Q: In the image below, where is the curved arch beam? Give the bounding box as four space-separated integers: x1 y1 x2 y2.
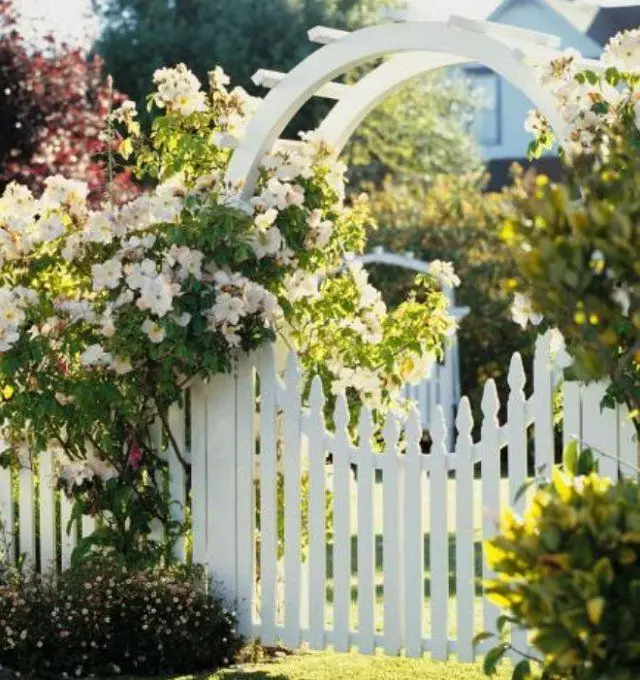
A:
226 22 565 195
318 53 469 154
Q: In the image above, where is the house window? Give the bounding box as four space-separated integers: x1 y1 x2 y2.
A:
473 71 501 146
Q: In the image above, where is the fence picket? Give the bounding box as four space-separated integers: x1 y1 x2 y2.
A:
39 449 57 570
308 376 327 650
356 406 376 654
583 382 618 480
383 411 402 655
168 401 187 562
0 464 13 563
507 354 528 654
149 418 165 545
18 453 35 565
562 381 582 455
481 379 500 636
618 405 637 479
60 489 76 569
257 346 278 644
403 407 423 658
190 378 208 565
455 397 475 662
534 332 555 476
430 407 449 661
508 354 528 514
283 353 303 648
236 356 256 637
332 393 352 652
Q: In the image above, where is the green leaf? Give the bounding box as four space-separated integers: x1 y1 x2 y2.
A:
473 631 496 647
512 659 531 680
563 440 579 476
483 643 509 676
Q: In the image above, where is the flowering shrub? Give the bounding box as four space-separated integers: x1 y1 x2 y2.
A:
0 561 242 678
0 63 454 563
479 444 640 680
502 30 640 431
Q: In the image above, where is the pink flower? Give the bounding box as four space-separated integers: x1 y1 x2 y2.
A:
127 444 143 470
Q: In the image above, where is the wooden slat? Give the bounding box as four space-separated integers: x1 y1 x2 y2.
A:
307 376 327 650
39 449 57 570
582 382 618 480
507 354 528 654
533 332 555 477
403 407 423 657
332 393 351 652
190 378 208 565
455 397 475 662
383 411 401 655
283 353 303 648
236 356 256 637
18 453 35 566
430 407 449 660
562 381 582 456
481 379 501 636
168 401 187 562
357 406 376 654
257 347 278 644
618 405 638 479
0 463 14 564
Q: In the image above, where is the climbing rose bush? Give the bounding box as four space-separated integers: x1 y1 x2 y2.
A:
0 64 454 564
503 29 640 429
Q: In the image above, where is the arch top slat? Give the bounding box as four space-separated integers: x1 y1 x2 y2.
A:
226 20 567 195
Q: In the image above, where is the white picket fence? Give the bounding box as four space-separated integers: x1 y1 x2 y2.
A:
0 331 637 660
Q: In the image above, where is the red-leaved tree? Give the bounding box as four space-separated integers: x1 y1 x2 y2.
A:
0 0 137 203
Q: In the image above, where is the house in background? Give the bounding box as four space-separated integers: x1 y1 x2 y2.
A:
468 0 640 188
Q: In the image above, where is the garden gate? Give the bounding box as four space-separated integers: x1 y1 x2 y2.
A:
355 246 470 446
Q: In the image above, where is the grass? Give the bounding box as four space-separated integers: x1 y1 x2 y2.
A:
130 651 514 679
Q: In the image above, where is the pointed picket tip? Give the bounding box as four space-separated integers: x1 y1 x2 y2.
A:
357 404 374 441
430 405 447 453
456 396 474 436
481 378 500 416
285 350 300 377
309 375 326 410
535 330 551 362
508 352 526 392
383 409 400 447
405 405 422 447
334 392 350 431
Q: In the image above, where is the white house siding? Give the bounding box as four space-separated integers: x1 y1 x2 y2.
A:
467 0 603 162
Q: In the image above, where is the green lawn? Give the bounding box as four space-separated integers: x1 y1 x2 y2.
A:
134 651 512 679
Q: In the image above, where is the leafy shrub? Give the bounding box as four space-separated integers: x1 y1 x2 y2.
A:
507 39 639 433
0 561 242 678
481 445 640 680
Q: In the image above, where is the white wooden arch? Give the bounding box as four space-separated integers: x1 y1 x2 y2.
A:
226 17 567 193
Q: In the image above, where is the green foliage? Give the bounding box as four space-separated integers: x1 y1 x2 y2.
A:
0 560 242 678
92 0 400 132
480 445 640 680
343 71 483 186
365 173 536 420
513 53 640 433
501 165 640 430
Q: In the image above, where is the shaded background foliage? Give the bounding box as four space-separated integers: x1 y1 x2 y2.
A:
365 172 535 418
0 0 136 202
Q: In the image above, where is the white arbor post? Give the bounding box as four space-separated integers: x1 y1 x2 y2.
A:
191 356 256 637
